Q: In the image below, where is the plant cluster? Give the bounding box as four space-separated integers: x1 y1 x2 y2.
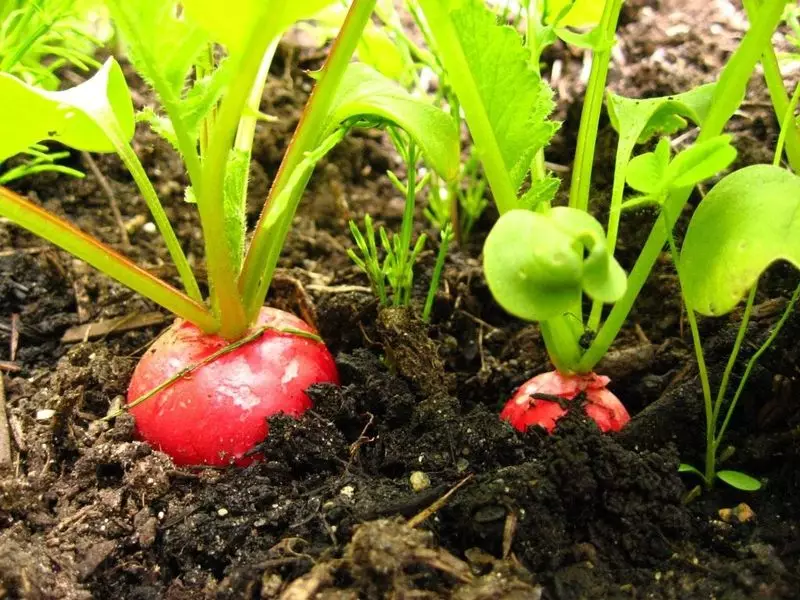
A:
0 0 798 492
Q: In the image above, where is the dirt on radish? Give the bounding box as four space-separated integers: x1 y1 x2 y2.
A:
2 1 800 598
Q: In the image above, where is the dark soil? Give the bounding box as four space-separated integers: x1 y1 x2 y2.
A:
3 1 800 598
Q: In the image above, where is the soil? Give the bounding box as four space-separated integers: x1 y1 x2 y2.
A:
2 1 800 598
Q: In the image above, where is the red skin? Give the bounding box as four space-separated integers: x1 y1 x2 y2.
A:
500 370 630 433
127 307 339 467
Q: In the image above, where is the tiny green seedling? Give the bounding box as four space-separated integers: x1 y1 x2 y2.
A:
348 127 455 320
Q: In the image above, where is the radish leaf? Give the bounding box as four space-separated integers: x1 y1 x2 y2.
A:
483 207 626 321
0 58 134 162
323 63 460 180
680 165 800 316
418 0 558 213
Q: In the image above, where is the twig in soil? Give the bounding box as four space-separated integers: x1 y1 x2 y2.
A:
82 151 131 249
502 510 518 559
0 246 49 257
0 374 12 468
272 271 318 330
61 312 168 343
407 474 473 528
0 361 20 373
306 284 372 294
348 412 375 464
9 314 19 361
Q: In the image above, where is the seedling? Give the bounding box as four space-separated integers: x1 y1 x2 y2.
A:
0 0 458 466
348 127 456 318
669 95 800 491
416 0 792 435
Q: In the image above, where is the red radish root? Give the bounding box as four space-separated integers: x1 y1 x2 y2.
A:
127 307 338 467
500 370 630 434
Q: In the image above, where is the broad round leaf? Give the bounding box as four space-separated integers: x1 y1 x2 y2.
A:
680 165 800 316
483 208 626 322
0 58 134 162
717 470 761 491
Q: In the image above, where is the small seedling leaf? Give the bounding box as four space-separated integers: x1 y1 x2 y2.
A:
717 470 762 491
483 207 626 321
626 138 671 194
666 135 737 189
0 58 134 162
678 463 704 478
680 165 800 316
607 83 716 148
324 63 460 180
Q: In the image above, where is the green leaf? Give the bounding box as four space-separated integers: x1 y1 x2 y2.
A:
323 63 460 180
0 58 134 162
483 207 626 321
607 83 717 149
543 0 605 28
665 135 737 189
626 138 671 194
136 107 179 152
105 0 208 96
451 0 558 189
181 0 337 54
678 463 704 478
680 165 800 316
717 470 761 491
418 0 558 213
519 175 561 211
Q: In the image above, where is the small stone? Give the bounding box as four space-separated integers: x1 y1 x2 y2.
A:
36 409 55 421
409 471 431 492
142 222 157 234
217 508 229 517
340 485 355 499
719 503 755 524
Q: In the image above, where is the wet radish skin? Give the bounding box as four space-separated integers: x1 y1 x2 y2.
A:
500 370 630 433
127 307 339 467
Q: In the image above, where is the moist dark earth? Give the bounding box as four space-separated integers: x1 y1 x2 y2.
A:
2 0 800 598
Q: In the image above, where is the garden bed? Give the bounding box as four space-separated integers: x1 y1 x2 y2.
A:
2 0 800 598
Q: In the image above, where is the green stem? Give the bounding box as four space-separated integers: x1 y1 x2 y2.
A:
198 10 285 338
541 315 583 373
774 81 800 168
567 0 624 212
108 122 203 304
0 186 217 331
234 40 279 153
579 0 787 372
423 224 453 322
712 284 757 426
743 0 800 172
662 211 715 487
416 0 518 214
714 283 800 450
587 136 640 330
395 140 418 307
239 0 377 319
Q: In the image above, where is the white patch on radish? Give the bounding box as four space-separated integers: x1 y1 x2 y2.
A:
281 359 299 387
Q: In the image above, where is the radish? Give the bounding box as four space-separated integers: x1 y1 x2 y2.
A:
127 308 339 467
0 2 462 468
500 370 630 434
